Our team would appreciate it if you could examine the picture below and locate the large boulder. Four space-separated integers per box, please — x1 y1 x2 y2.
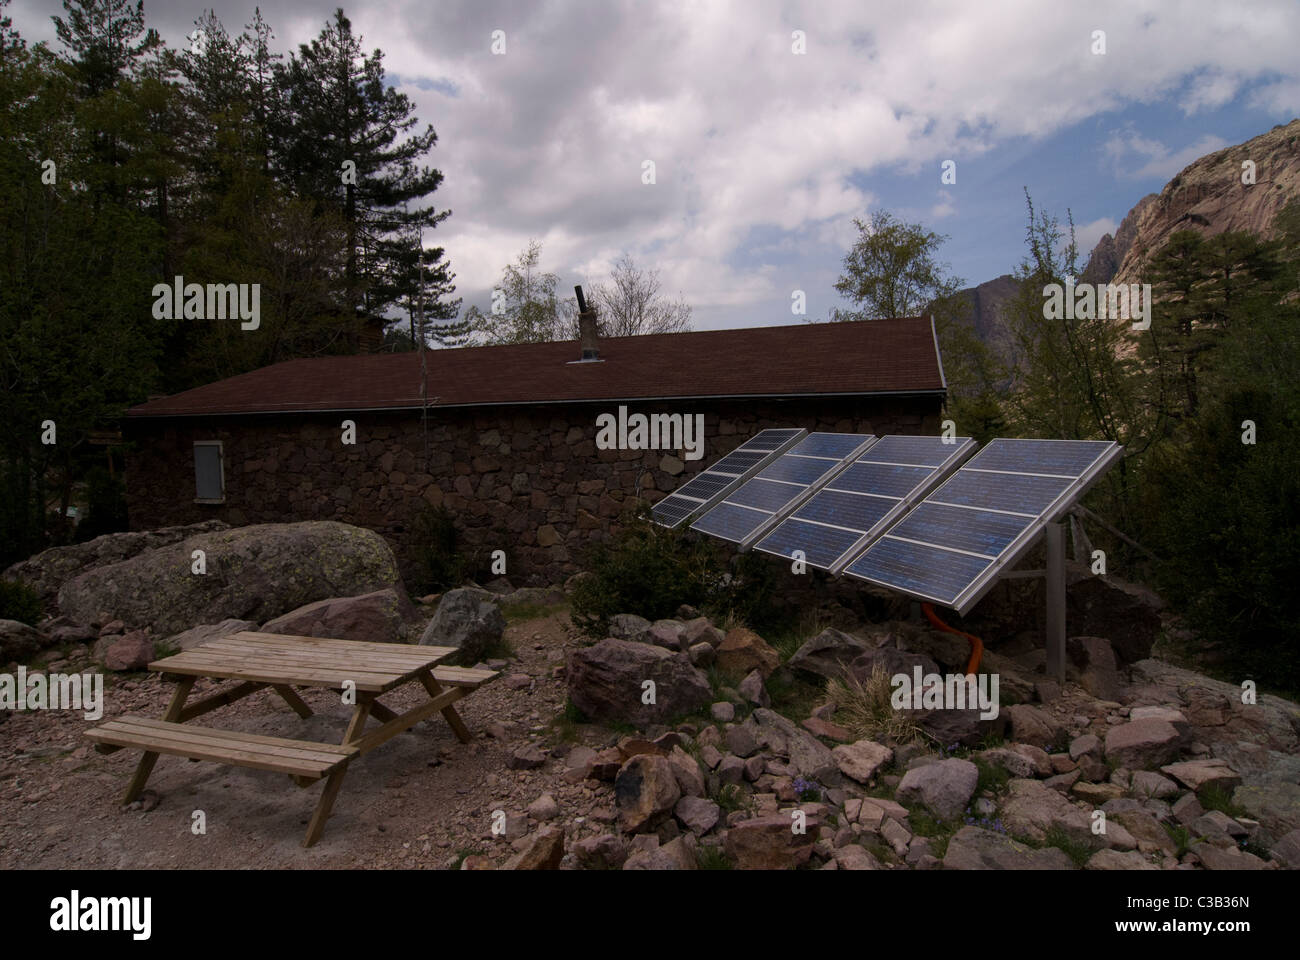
0 619 46 664
567 638 711 726
265 588 411 644
787 628 873 680
418 587 504 662
1064 566 1163 665
1067 636 1124 701
5 520 229 605
56 522 401 636
725 815 817 870
1104 718 1183 769
715 627 780 678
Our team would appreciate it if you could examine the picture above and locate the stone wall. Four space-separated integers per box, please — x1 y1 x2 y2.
124 396 943 587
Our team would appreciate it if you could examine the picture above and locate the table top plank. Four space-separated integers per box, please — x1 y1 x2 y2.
149 631 457 692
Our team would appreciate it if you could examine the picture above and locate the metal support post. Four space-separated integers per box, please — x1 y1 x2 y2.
1045 521 1066 683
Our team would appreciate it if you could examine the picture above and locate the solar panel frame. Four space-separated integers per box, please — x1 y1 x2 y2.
690 432 879 547
650 428 808 529
753 435 977 573
843 438 1124 614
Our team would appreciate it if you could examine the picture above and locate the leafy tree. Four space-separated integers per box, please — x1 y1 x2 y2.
275 8 454 342
465 240 564 344
832 210 962 320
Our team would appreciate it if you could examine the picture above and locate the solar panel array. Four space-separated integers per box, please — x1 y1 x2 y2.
690 433 877 547
843 439 1122 614
754 434 976 573
658 428 1124 616
650 428 806 529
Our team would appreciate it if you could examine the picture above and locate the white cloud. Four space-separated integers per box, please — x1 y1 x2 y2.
1102 129 1231 180
1074 217 1119 256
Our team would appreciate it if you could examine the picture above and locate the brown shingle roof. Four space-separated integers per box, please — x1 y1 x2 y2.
127 317 945 418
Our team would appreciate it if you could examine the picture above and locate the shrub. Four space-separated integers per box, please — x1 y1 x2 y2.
0 578 43 626
409 504 464 593
569 512 777 638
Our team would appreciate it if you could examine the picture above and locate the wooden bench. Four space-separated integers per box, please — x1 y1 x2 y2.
85 632 499 846
87 716 356 780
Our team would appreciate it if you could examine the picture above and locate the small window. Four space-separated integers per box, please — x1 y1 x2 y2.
194 441 225 503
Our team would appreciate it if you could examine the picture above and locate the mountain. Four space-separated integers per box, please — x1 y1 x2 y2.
1085 118 1300 286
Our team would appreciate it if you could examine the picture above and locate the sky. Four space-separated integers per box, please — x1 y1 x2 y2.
10 0 1300 332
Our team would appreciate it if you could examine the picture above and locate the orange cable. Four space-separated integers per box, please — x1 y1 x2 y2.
921 602 984 675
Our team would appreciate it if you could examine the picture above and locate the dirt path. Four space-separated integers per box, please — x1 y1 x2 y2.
0 609 607 870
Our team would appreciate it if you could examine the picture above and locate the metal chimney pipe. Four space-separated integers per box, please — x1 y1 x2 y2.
575 284 599 361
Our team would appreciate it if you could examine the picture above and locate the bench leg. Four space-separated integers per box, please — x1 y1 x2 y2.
418 669 471 744
303 763 350 848
124 676 195 804
273 684 313 719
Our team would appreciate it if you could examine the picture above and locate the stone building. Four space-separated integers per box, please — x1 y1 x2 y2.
124 317 948 585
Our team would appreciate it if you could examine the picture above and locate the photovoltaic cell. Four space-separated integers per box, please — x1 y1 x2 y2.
651 427 807 529
844 438 1121 613
754 435 976 572
691 433 876 546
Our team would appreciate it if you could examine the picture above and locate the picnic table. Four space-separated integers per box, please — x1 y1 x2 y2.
85 632 498 847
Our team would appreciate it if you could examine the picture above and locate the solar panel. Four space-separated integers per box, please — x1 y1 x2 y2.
650 428 807 529
691 432 877 547
843 438 1123 614
754 434 976 572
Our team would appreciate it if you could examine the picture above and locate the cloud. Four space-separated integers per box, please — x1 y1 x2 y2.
1074 217 1119 257
1102 129 1231 180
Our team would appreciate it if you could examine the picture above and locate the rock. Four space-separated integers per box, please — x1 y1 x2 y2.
566 638 711 726
896 758 978 821
508 745 546 770
607 614 651 641
978 747 1041 780
587 747 623 781
624 834 697 870
57 521 401 636
1000 778 1098 847
1232 782 1300 837
880 817 912 857
724 723 759 758
98 619 125 636
1067 636 1124 701
675 796 720 834
103 631 154 671
1069 734 1102 761
1129 705 1189 730
912 706 1008 748
160 619 259 652
801 716 852 742
832 740 893 784
787 628 873 680
847 647 941 685
749 709 839 783
834 844 883 870
263 588 409 645
737 669 770 707
527 793 559 821
1064 568 1163 665
1004 704 1064 750
710 701 735 723
1086 849 1159 870
460 855 494 870
617 737 667 759
717 755 746 785
715 627 780 679
615 755 682 832
1129 770 1180 799
943 826 1077 869
1194 844 1269 871
572 834 627 869
643 619 686 650
4 520 229 604
502 825 565 869
725 815 817 869
1159 759 1242 794
1172 792 1204 826
1072 781 1124 805
0 619 46 663
687 642 715 668
1104 719 1182 769
668 746 706 798
1112 810 1178 856
1269 829 1300 869
418 588 505 663
47 622 96 643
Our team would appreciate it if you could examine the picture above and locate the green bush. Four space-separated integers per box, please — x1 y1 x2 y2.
0 578 44 626
409 504 465 593
568 512 777 638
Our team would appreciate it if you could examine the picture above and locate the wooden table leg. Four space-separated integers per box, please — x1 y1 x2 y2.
303 762 350 848
418 669 471 743
272 684 313 719
123 676 195 804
